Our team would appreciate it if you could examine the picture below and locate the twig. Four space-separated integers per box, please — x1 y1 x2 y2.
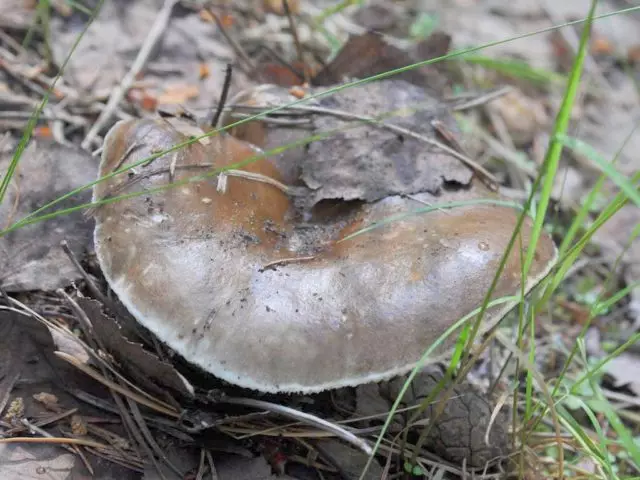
208 63 233 128
447 86 513 112
86 163 216 217
261 255 316 271
0 436 109 449
206 450 218 480
127 397 184 478
81 0 179 149
228 112 311 126
213 395 373 456
54 352 180 419
196 449 207 480
21 419 95 475
57 288 94 335
207 8 255 72
88 162 299 218
60 240 111 308
283 0 309 85
85 446 146 473
221 169 298 195
403 194 451 215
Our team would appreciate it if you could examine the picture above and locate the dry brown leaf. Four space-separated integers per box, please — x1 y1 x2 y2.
77 298 194 398
263 0 300 16
302 80 473 206
0 141 97 292
486 89 548 147
49 328 91 365
157 83 200 105
0 444 75 480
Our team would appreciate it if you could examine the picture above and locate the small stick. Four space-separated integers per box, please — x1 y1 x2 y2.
60 240 110 308
21 419 95 475
88 164 299 217
403 194 451 215
251 43 306 84
5 409 78 436
82 0 179 149
283 0 309 85
126 397 184 478
261 255 317 271
208 63 233 129
207 8 255 73
0 436 109 449
206 450 218 480
54 352 180 419
448 86 512 112
57 288 94 335
228 112 311 126
195 449 207 480
110 141 142 174
214 395 373 456
222 169 298 195
84 446 146 473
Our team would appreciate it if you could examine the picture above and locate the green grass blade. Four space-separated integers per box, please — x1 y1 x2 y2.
592 279 640 316
461 54 566 86
557 123 638 256
358 296 520 479
0 0 105 206
523 0 597 276
2 5 638 235
556 133 640 207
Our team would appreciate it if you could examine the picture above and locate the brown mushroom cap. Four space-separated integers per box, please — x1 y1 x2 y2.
93 118 557 393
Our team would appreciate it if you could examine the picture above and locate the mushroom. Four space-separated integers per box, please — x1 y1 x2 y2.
93 117 557 393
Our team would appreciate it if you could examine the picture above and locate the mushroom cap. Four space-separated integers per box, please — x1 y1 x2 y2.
93 118 557 393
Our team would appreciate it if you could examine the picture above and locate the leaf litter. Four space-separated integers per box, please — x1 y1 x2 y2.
0 141 97 292
1 0 640 479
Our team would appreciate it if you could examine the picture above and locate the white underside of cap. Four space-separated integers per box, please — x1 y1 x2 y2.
95 222 558 394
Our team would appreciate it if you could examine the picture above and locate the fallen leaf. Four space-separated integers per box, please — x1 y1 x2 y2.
32 393 60 411
486 89 548 147
77 298 195 398
49 328 91 365
352 3 399 32
604 352 640 396
0 140 98 292
302 79 473 205
199 62 210 79
127 88 158 112
0 444 75 480
32 126 52 138
0 316 25 415
256 62 307 86
157 83 200 105
263 0 300 16
312 31 450 93
590 34 615 56
50 1 239 111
